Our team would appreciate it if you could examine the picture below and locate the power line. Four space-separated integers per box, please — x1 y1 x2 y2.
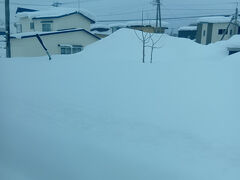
97 14 231 22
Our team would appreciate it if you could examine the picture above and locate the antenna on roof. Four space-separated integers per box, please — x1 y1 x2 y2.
52 2 63 7
78 0 80 10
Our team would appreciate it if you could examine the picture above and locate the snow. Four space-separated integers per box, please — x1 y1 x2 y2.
1 29 240 180
197 16 239 24
178 26 197 31
16 7 96 22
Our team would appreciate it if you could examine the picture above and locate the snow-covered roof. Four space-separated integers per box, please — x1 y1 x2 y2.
10 28 100 39
126 20 169 28
91 24 111 30
197 16 237 24
178 26 197 31
107 20 169 29
16 7 96 23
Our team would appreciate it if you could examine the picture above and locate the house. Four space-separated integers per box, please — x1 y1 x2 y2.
196 16 240 45
11 29 99 57
11 7 99 57
178 25 197 40
125 20 168 33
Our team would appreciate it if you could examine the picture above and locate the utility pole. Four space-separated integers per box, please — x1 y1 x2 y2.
154 0 162 33
5 0 11 58
233 6 238 35
78 0 80 10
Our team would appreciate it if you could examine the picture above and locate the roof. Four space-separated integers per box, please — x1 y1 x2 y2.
197 16 239 24
178 26 197 31
126 20 169 28
16 7 96 24
10 28 100 40
91 24 111 30
16 7 38 14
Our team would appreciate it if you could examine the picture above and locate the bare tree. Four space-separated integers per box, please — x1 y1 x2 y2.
147 34 163 63
134 11 152 63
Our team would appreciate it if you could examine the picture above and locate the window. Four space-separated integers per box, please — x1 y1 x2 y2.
60 45 83 55
238 27 240 34
72 45 83 54
230 29 233 36
42 23 52 32
30 22 34 30
203 30 206 36
16 24 22 33
61 47 71 54
218 29 228 35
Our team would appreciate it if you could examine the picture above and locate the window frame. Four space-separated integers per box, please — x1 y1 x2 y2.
42 23 52 32
30 22 35 30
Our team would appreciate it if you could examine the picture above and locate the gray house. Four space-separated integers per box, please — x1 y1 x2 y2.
196 16 240 45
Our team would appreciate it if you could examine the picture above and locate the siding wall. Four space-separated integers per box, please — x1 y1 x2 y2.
211 23 235 43
11 31 98 57
18 14 91 33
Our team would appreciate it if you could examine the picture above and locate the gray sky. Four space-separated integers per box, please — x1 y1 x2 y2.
0 0 239 32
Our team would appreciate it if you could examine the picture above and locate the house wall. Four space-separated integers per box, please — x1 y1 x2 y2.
201 23 208 45
11 31 98 57
211 23 235 43
18 14 91 33
196 22 238 45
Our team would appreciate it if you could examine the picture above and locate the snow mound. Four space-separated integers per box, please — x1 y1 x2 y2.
1 29 240 180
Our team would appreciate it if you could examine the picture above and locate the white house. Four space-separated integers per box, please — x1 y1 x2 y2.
11 7 99 57
196 16 240 45
11 29 99 57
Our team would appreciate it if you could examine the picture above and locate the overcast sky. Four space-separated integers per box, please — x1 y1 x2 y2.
0 0 239 32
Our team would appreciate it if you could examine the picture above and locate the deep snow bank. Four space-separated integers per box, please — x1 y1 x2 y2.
1 29 240 180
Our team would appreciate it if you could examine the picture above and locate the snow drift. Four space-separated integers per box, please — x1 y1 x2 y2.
1 29 240 180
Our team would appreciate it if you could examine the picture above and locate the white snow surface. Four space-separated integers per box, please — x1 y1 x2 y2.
197 16 240 24
178 26 197 31
16 7 96 22
1 29 240 180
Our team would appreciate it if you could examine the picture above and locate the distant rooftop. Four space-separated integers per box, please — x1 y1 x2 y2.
16 7 96 23
197 16 240 24
178 26 197 31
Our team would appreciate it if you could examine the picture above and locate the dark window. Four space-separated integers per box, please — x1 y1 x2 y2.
218 29 228 35
72 45 83 54
230 30 233 36
203 30 206 36
238 27 240 34
61 47 71 54
42 23 52 32
16 24 22 33
30 22 34 30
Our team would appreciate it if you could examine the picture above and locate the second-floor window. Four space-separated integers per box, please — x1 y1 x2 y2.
42 23 52 32
16 24 22 33
30 22 34 30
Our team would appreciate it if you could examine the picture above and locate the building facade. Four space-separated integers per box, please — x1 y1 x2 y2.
11 7 99 57
196 16 240 45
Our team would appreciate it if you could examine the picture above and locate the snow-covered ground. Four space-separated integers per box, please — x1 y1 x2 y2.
1 29 240 180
